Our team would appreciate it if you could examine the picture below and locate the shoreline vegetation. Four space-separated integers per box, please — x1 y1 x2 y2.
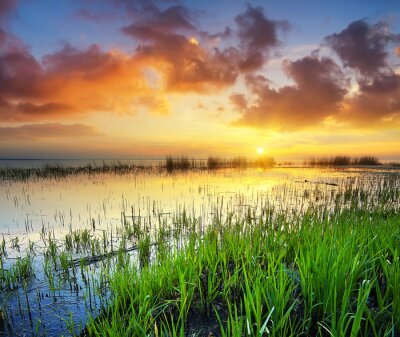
84 179 400 336
0 155 398 181
305 156 382 167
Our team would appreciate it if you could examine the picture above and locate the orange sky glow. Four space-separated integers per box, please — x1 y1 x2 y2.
0 0 399 160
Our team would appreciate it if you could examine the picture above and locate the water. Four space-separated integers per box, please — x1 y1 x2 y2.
0 163 399 336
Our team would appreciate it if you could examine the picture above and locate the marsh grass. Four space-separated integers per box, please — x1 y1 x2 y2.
0 255 34 290
86 201 400 336
0 161 148 181
307 156 381 167
0 155 391 182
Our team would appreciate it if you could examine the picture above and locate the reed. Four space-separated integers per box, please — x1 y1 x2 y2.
307 155 381 166
86 188 400 336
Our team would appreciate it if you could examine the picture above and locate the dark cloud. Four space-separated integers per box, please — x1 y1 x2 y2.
199 27 231 46
0 123 102 140
0 101 76 122
325 20 399 77
0 48 43 98
359 74 400 94
235 5 289 72
42 44 121 79
232 56 348 129
236 5 287 51
230 93 247 112
122 5 195 39
78 0 181 18
0 28 7 44
0 0 16 21
344 72 400 124
284 56 348 105
321 19 400 126
230 18 400 131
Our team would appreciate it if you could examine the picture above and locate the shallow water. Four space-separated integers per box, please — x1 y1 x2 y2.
0 164 399 336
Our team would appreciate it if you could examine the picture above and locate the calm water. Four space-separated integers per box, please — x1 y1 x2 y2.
0 162 399 336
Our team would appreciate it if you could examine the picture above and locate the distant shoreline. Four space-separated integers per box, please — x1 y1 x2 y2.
0 156 398 181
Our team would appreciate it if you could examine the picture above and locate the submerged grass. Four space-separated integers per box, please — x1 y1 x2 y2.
86 202 400 336
0 254 34 290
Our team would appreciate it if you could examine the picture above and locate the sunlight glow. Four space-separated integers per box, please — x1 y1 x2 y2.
257 147 264 155
188 37 199 45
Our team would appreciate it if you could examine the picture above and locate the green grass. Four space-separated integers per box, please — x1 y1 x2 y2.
85 202 400 336
0 254 34 290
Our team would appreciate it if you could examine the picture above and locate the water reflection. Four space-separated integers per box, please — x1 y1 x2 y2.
0 166 398 336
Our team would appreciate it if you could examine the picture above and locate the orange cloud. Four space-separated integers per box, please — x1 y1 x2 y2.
0 123 103 140
232 56 348 129
2 2 399 134
0 43 170 122
1 3 287 123
233 19 400 131
122 4 286 92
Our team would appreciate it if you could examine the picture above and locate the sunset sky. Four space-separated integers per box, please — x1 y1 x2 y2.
1 0 400 160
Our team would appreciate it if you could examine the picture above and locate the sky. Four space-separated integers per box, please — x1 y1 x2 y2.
0 0 400 160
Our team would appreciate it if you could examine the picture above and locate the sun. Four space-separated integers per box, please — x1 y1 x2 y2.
257 147 264 155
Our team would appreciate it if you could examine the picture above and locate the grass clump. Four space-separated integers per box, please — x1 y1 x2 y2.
0 255 34 290
354 156 381 165
207 157 223 170
165 156 197 172
307 155 381 167
86 202 400 336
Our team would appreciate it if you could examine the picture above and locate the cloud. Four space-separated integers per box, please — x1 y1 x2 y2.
343 74 400 124
0 0 16 21
325 20 400 77
121 4 288 91
235 5 289 72
4 2 397 132
0 47 43 98
231 18 400 131
230 93 248 112
323 20 400 125
43 44 122 79
0 101 76 122
358 73 400 94
121 5 195 45
0 42 170 121
0 123 103 140
1 2 291 123
232 56 348 129
121 4 242 92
